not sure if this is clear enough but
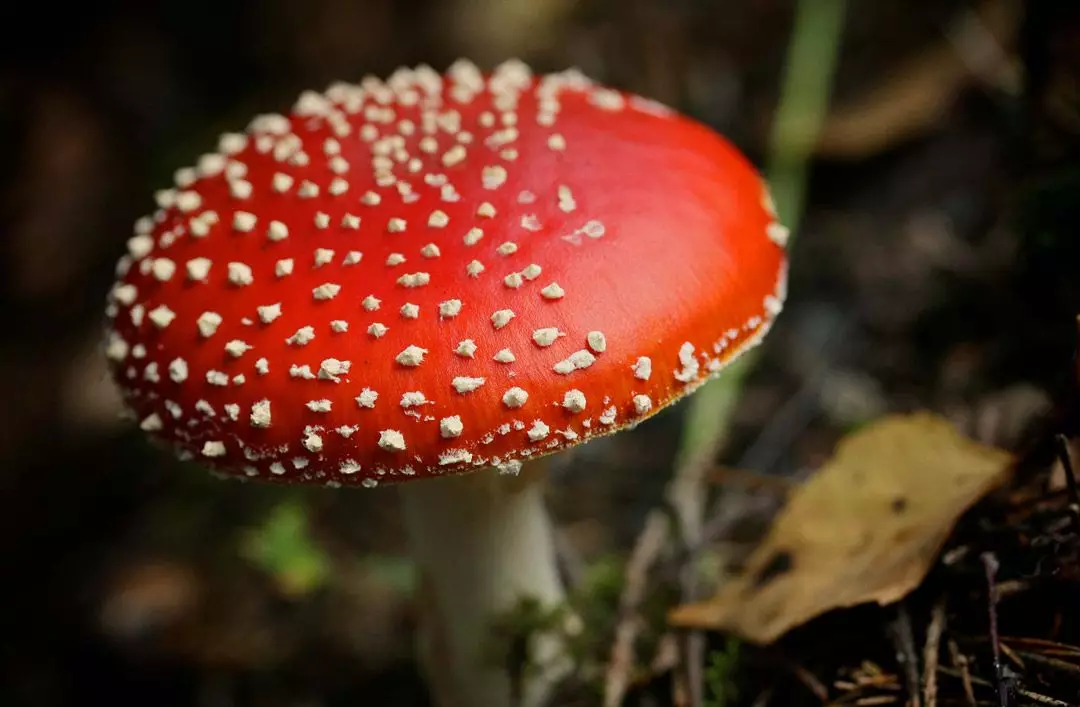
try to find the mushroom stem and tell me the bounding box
[399,462,568,707]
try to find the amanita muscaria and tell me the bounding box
[104,59,788,707]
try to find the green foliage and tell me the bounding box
[239,499,331,597]
[360,553,417,594]
[577,554,626,621]
[703,637,742,707]
[568,554,628,679]
[481,554,627,697]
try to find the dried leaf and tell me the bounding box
[669,412,1012,642]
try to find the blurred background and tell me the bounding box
[2,0,1078,705]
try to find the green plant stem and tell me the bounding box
[766,0,850,232]
[608,4,849,704]
[672,0,848,543]
[665,1,848,700]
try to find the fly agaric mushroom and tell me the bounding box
[104,59,788,707]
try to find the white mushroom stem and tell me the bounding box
[399,462,569,707]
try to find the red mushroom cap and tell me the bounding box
[104,60,788,487]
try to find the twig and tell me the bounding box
[936,667,1077,706]
[1053,434,1080,533]
[672,665,690,707]
[947,640,977,707]
[603,510,669,707]
[751,689,774,707]
[997,642,1025,670]
[1011,649,1080,677]
[923,600,947,707]
[791,661,829,702]
[696,488,784,566]
[705,466,796,493]
[1015,693,1078,707]
[948,0,1022,94]
[999,636,1080,657]
[666,370,749,707]
[889,604,921,707]
[610,487,777,706]
[696,306,849,557]
[678,631,706,707]
[981,553,1009,707]
[650,633,680,674]
[734,312,851,476]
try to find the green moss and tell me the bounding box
[703,637,742,707]
[239,499,331,597]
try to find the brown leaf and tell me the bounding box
[668,412,1012,643]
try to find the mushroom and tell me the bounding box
[103,60,788,707]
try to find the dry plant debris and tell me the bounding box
[669,412,1013,642]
